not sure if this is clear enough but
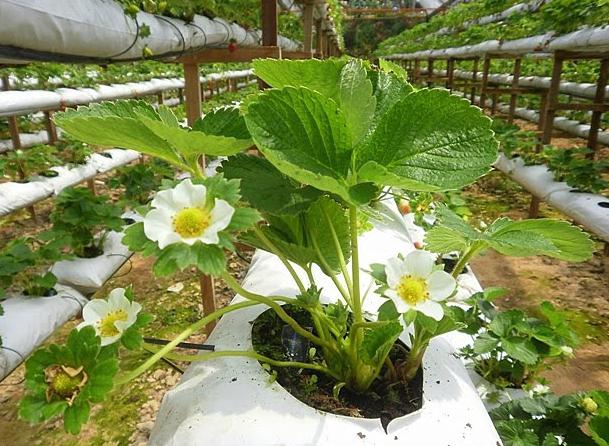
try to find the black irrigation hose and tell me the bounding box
[144,337,215,351]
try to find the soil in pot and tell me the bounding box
[122,217,136,225]
[440,255,468,274]
[598,202,609,209]
[251,305,423,426]
[100,152,113,159]
[79,245,104,259]
[38,169,59,178]
[23,287,58,297]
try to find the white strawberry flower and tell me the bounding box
[77,288,141,346]
[384,250,456,321]
[143,179,234,249]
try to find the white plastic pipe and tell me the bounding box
[0,0,299,64]
[388,25,609,59]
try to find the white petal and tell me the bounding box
[415,300,444,321]
[209,200,234,232]
[158,231,183,249]
[174,179,207,208]
[427,271,456,301]
[199,228,220,245]
[385,257,407,288]
[151,188,182,213]
[107,288,128,309]
[404,250,435,278]
[82,299,110,323]
[385,290,410,314]
[100,334,122,346]
[143,209,173,243]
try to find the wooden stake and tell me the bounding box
[44,111,58,144]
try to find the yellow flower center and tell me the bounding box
[97,309,128,337]
[172,207,211,238]
[396,276,429,306]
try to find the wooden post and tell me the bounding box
[471,57,479,104]
[183,62,202,127]
[303,1,314,55]
[178,87,184,104]
[157,92,164,106]
[447,58,454,91]
[479,55,491,109]
[508,58,522,123]
[43,111,58,145]
[427,58,434,87]
[588,57,609,159]
[1,75,21,151]
[86,178,97,195]
[414,59,420,83]
[315,19,323,57]
[262,0,278,47]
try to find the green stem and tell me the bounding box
[451,244,483,278]
[321,206,353,294]
[222,272,334,351]
[309,230,353,308]
[143,345,342,381]
[253,225,306,293]
[115,300,261,385]
[349,206,363,325]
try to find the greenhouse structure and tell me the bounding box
[0,1,608,445]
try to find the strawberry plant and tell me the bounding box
[44,187,125,258]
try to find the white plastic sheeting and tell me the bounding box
[0,0,299,65]
[150,221,501,444]
[494,154,609,243]
[0,284,88,380]
[51,230,133,294]
[433,68,609,101]
[0,70,253,117]
[0,148,140,216]
[388,25,609,59]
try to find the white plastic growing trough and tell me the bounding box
[149,222,501,445]
[0,284,88,380]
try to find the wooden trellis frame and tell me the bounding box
[529,50,609,218]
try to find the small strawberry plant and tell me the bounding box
[0,145,62,181]
[44,187,125,258]
[454,288,579,389]
[0,236,68,297]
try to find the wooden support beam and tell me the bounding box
[283,51,314,60]
[427,58,434,87]
[43,111,58,145]
[588,58,609,159]
[262,0,278,47]
[302,1,314,54]
[447,58,455,91]
[178,46,281,64]
[315,19,323,58]
[508,58,522,123]
[200,274,216,335]
[471,57,479,104]
[479,56,491,109]
[183,62,202,127]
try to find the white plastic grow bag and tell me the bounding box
[149,223,501,445]
[0,0,299,65]
[51,229,132,295]
[0,284,88,380]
